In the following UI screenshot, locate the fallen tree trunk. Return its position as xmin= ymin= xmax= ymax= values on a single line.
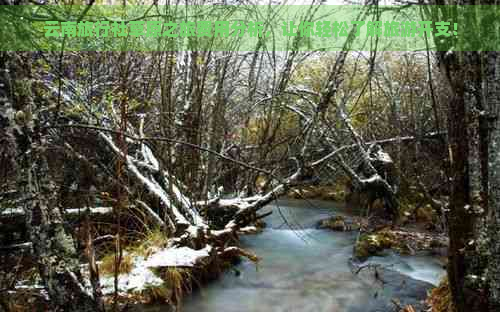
xmin=99 ymin=132 xmax=193 ymax=234
xmin=97 ymin=129 xmax=301 ymax=237
xmin=0 ymin=207 xmax=115 ymax=243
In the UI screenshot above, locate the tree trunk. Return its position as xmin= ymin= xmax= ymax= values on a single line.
xmin=204 ymin=55 xmax=229 ymax=196
xmin=445 ymin=59 xmax=473 ymax=312
xmin=436 ymin=49 xmax=488 ymax=312
xmin=0 ymin=52 xmax=103 ymax=312
xmin=484 ymin=50 xmax=500 ymax=310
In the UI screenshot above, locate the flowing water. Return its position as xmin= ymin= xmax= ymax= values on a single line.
xmin=182 ymin=199 xmax=445 ymax=312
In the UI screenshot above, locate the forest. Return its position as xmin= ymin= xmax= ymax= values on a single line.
xmin=0 ymin=1 xmax=499 ymax=312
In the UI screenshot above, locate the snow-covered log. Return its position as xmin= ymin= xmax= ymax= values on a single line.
xmin=99 ymin=132 xmax=191 ymax=233
xmin=1 ymin=206 xmax=113 ymax=218
xmin=209 ymin=160 xmax=304 ymax=230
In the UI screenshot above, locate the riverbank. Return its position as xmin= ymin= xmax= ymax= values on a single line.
xmin=4 ymin=199 xmax=446 ymax=311
xmin=5 ymin=228 xmax=260 ymax=311
xmin=181 ymin=199 xmax=446 ymax=312
xmin=98 ymin=195 xmax=448 ymax=311
xmin=287 ymin=182 xmax=448 ymax=260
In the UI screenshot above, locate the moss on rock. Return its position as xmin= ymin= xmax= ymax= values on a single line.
xmin=354 ymin=227 xmax=447 ymax=261
xmin=318 ymin=216 xmax=348 ymax=231
xmin=354 ymin=230 xmax=398 ymax=260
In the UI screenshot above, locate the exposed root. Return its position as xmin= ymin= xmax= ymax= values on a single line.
xmin=219 ymin=246 xmax=259 ymax=263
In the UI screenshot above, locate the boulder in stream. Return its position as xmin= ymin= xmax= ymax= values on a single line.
xmin=317 ymin=215 xmax=361 ymax=231
xmin=318 ymin=216 xmax=348 ymax=231
xmin=350 ymin=267 xmax=434 ymax=312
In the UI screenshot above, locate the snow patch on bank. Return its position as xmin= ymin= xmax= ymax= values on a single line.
xmin=100 ymin=246 xmax=212 ymax=295
xmin=100 ymin=255 xmax=163 ymax=295
xmin=144 ymin=246 xmax=212 ymax=268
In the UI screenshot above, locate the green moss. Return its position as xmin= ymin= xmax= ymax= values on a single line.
xmin=354 ymin=230 xmax=397 ymax=260
xmin=355 ymin=234 xmax=378 ymax=259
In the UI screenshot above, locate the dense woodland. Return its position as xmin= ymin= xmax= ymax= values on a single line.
xmin=0 ymin=1 xmax=500 ymax=312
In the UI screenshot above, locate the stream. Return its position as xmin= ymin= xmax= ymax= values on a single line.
xmin=183 ymin=199 xmax=446 ymax=312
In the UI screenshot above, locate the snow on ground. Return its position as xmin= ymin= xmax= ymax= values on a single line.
xmin=1 ymin=206 xmax=113 ymax=217
xmin=100 ymin=255 xmax=163 ymax=295
xmin=100 ymin=246 xmax=212 ymax=295
xmin=144 ymin=246 xmax=212 ymax=268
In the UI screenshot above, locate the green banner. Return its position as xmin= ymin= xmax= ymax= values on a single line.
xmin=0 ymin=5 xmax=498 ymax=51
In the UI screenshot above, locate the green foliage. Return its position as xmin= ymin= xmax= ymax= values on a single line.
xmin=13 ymin=79 xmax=33 ymax=101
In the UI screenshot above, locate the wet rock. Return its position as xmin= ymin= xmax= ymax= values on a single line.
xmin=317 ymin=215 xmax=363 ymax=232
xmin=354 ymin=228 xmax=448 ymax=261
xmin=318 ymin=216 xmax=348 ymax=231
xmin=354 ymin=231 xmax=399 ymax=260
xmin=349 ymin=268 xmax=434 ymax=312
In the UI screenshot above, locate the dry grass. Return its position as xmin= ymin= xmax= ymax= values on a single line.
xmin=96 ymin=229 xmax=211 ymax=309
xmin=142 ymin=267 xmax=194 ymax=306
xmin=99 ymin=252 xmax=134 ymax=276
xmin=0 ymin=289 xmax=48 ymax=312
xmin=98 ymin=228 xmax=169 ymax=277
xmin=130 ymin=228 xmax=169 ymax=257
xmin=165 ymin=267 xmax=188 ymax=305
xmin=427 ymin=277 xmax=454 ymax=312
xmin=141 ymin=284 xmax=172 ymax=303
